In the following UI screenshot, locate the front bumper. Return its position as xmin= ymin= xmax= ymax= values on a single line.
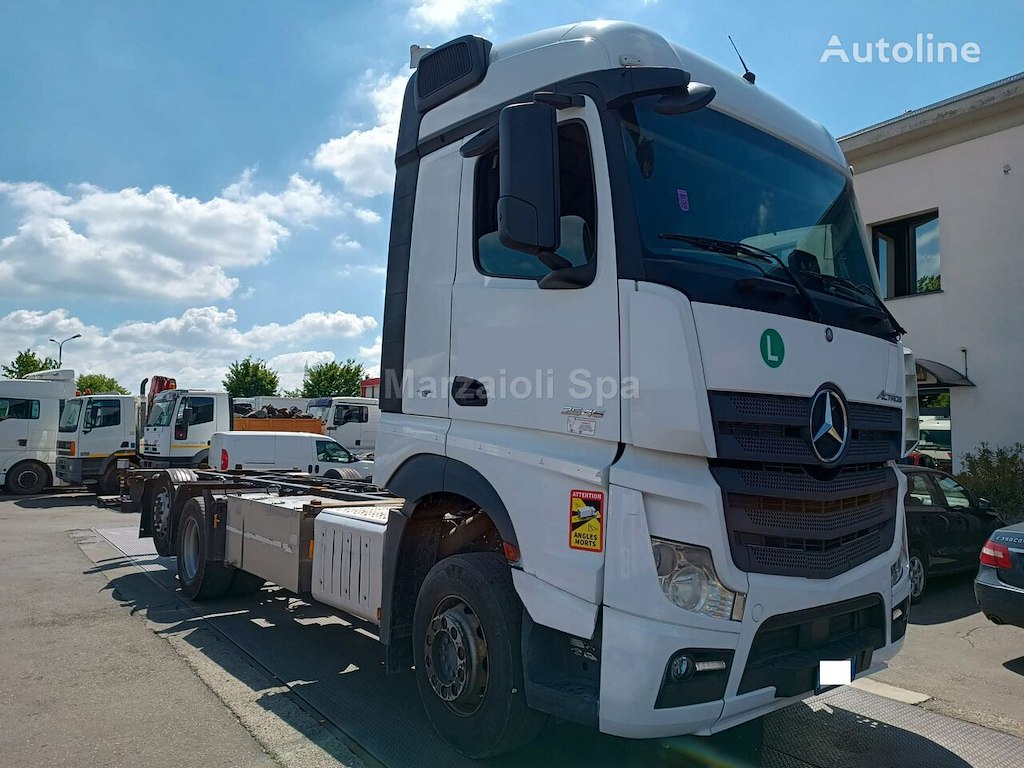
xmin=598 ymin=593 xmax=906 ymax=739
xmin=56 ymin=456 xmax=85 ymax=484
xmin=975 ymin=567 xmax=1024 ymax=628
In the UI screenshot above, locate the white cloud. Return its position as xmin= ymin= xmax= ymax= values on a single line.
xmin=311 ymin=72 xmax=410 ymax=198
xmin=0 ymin=307 xmax=377 ymax=391
xmin=338 ymin=264 xmax=387 ymax=279
xmin=358 ymin=335 xmax=382 ymax=378
xmin=332 ymin=233 xmax=362 ymax=250
xmin=408 ymin=0 xmax=502 ymax=31
xmin=267 ymin=350 xmax=337 ymax=390
xmin=0 ymin=177 xmax=340 ymax=302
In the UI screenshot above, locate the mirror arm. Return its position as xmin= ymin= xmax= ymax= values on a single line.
xmin=533 ymin=92 xmax=585 ymax=110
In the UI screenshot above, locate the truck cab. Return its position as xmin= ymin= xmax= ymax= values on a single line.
xmin=0 ymin=369 xmax=76 ymax=495
xmin=371 ymin=21 xmax=916 ymax=746
xmin=305 ymin=396 xmax=379 ymax=453
xmin=141 ymin=389 xmax=227 ymax=468
xmin=56 ymin=394 xmax=139 ymax=494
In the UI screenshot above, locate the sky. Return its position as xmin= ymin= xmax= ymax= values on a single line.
xmin=0 ymin=1 xmax=1020 ymax=391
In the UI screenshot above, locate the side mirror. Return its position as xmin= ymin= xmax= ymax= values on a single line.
xmin=497 ymin=101 xmax=560 ymax=261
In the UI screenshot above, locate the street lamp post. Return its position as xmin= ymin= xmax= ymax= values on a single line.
xmin=48 ymin=334 xmax=82 ymax=367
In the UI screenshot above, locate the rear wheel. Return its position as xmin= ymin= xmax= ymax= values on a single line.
xmin=909 ymin=549 xmax=928 ymax=603
xmin=413 ymin=553 xmax=544 ymax=758
xmin=176 ymin=496 xmax=234 ymax=600
xmin=5 ymin=460 xmax=50 ymax=496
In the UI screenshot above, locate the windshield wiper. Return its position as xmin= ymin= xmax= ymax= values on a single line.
xmin=802 ymin=272 xmax=906 ymax=337
xmin=658 ymin=233 xmax=823 ymax=322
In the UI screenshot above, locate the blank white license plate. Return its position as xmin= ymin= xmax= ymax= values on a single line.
xmin=816 ymin=658 xmax=855 ymax=693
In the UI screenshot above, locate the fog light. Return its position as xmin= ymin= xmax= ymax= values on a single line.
xmin=650 ymin=539 xmax=743 ymax=620
xmin=668 ymin=652 xmax=695 ymax=681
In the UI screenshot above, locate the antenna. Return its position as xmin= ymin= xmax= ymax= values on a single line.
xmin=728 ymin=35 xmax=756 ymax=84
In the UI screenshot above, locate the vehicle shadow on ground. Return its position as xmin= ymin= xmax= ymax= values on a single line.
xmin=910 ymin=572 xmax=979 ymax=625
xmin=6 ymin=490 xmax=101 ymax=509
xmin=85 ymin=548 xmax=974 ymax=768
xmin=1003 ymin=656 xmax=1024 ymax=677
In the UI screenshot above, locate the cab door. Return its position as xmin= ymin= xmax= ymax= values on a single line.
xmin=0 ymin=396 xmax=33 ymax=475
xmin=80 ymin=398 xmax=126 ymax=460
xmin=447 ymin=101 xmax=620 ymax=604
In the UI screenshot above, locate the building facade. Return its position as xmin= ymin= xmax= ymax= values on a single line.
xmin=840 ymin=74 xmax=1024 ymax=470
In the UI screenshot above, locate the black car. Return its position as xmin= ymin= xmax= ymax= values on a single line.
xmin=901 ymin=466 xmax=1004 ymax=602
xmin=975 ymin=522 xmax=1024 ymax=628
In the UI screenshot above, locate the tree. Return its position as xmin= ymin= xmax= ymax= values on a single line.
xmin=76 ymin=373 xmax=130 ymax=395
xmin=2 ymin=349 xmax=58 ymax=379
xmin=916 ymin=275 xmax=941 ymax=293
xmin=222 ymin=357 xmax=280 ymax=397
xmin=291 ymin=359 xmax=365 ymax=398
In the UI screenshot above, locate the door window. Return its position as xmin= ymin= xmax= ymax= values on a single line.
xmin=906 ymin=473 xmax=936 ymax=506
xmin=85 ymin=399 xmax=121 ymax=429
xmin=474 ymin=121 xmax=597 ymax=279
xmin=935 ymin=475 xmax=971 ymax=509
xmin=316 ymin=440 xmax=353 ymax=463
xmin=0 ymin=398 xmax=40 ymax=420
xmin=186 ymin=397 xmax=215 ymax=425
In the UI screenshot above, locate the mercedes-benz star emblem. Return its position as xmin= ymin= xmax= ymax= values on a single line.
xmin=809 ymin=386 xmax=849 ymax=464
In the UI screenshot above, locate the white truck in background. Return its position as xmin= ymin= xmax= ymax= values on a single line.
xmin=125 ymin=22 xmax=920 ymax=757
xmin=0 ymin=369 xmax=76 ymax=495
xmin=304 ymin=396 xmax=379 ymax=453
xmin=142 ymin=389 xmax=325 ymax=469
xmin=210 ymin=431 xmax=374 ymax=481
xmin=56 ymin=394 xmax=140 ymax=495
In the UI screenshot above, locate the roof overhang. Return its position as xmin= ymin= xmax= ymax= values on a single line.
xmin=916 ymin=359 xmax=974 ymax=389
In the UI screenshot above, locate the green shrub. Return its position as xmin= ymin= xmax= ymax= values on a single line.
xmin=958 ymin=443 xmax=1024 ymax=524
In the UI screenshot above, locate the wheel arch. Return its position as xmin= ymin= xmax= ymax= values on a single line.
xmin=379 ymin=454 xmax=518 ymax=671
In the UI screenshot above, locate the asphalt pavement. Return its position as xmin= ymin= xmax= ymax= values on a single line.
xmin=2 ymin=491 xmax=1023 ymax=768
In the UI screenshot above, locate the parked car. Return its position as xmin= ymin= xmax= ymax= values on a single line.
xmin=975 ymin=522 xmax=1024 ymax=628
xmin=901 ymin=466 xmax=1004 ymax=602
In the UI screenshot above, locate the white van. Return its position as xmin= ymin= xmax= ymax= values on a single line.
xmin=210 ymin=431 xmax=373 ymax=481
xmin=304 ymin=397 xmax=379 ymax=454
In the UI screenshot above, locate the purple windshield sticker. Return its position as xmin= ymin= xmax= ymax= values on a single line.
xmin=677 ymin=189 xmax=690 ymax=211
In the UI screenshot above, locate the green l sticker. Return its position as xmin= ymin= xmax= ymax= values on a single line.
xmin=760 ymin=329 xmax=784 ymax=368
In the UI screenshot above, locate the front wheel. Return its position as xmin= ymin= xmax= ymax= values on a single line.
xmin=413 ymin=553 xmax=544 ymax=758
xmin=5 ymin=460 xmax=50 ymax=496
xmin=98 ymin=463 xmax=122 ymax=496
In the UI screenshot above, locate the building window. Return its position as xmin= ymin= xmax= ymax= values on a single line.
xmin=474 ymin=121 xmax=597 ymax=279
xmin=871 ymin=212 xmax=940 ymax=298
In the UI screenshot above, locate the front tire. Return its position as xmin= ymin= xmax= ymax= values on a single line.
xmin=909 ymin=549 xmax=929 ymax=604
xmin=5 ymin=460 xmax=50 ymax=495
xmin=413 ymin=553 xmax=544 ymax=758
xmin=176 ymin=496 xmax=234 ymax=600
xmin=99 ymin=463 xmax=121 ymax=496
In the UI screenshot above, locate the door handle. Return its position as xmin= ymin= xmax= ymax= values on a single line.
xmin=451 ymin=376 xmax=488 ymax=407
xmin=17 ymin=439 xmax=27 ymax=447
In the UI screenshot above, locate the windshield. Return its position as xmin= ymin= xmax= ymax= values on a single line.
xmin=306 ymin=405 xmax=330 ymax=423
xmin=59 ymin=399 xmax=83 ymax=433
xmin=147 ymin=392 xmax=178 ymax=427
xmin=316 ymin=440 xmax=353 ymax=463
xmin=920 ymin=429 xmax=951 ymax=450
xmin=618 ymin=99 xmax=885 ymax=328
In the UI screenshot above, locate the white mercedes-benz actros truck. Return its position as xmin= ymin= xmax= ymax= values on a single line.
xmin=126 ymin=21 xmax=918 ymax=758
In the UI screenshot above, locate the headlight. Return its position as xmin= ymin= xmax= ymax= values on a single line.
xmin=651 ymin=539 xmax=743 ymax=620
xmin=891 ymin=528 xmax=909 ymax=588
